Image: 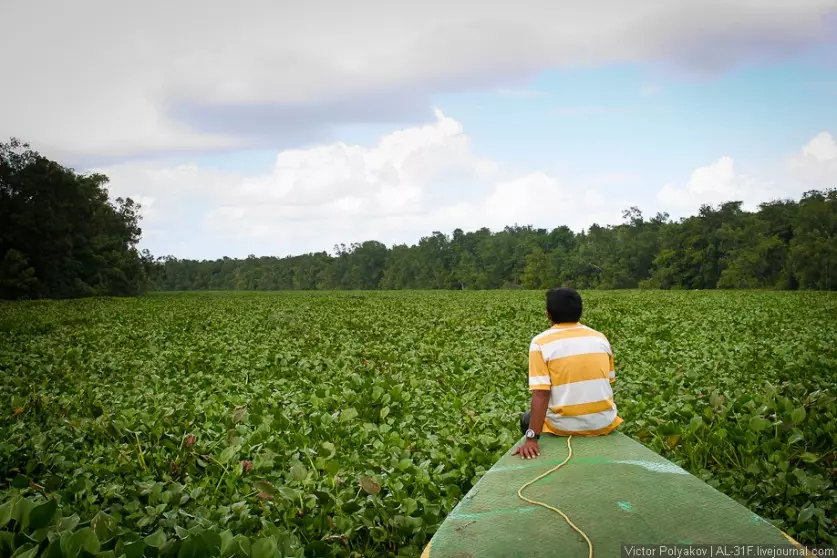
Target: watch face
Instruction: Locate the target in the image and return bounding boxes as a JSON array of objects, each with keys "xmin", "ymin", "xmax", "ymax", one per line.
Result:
[{"xmin": 525, "ymin": 429, "xmax": 535, "ymax": 438}]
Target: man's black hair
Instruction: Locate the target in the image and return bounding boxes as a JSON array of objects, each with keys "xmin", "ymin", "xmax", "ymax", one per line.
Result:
[{"xmin": 546, "ymin": 288, "xmax": 582, "ymax": 323}]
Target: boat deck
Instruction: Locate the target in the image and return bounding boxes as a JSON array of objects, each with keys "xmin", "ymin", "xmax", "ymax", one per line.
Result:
[{"xmin": 421, "ymin": 432, "xmax": 802, "ymax": 557}]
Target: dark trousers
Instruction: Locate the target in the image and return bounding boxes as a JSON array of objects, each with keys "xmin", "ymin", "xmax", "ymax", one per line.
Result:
[{"xmin": 519, "ymin": 410, "xmax": 531, "ymax": 435}]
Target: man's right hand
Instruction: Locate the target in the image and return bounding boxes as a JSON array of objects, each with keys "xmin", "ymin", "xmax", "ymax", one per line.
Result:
[{"xmin": 512, "ymin": 439, "xmax": 540, "ymax": 459}]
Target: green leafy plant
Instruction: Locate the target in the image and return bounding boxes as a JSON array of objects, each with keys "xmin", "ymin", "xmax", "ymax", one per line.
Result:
[{"xmin": 0, "ymin": 290, "xmax": 834, "ymax": 556}]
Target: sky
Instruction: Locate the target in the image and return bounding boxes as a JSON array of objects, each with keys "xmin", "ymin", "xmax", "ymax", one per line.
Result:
[{"xmin": 2, "ymin": 1, "xmax": 836, "ymax": 260}]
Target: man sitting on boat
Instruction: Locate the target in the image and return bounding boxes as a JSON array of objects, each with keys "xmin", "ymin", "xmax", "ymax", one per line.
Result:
[{"xmin": 513, "ymin": 288, "xmax": 623, "ymax": 459}]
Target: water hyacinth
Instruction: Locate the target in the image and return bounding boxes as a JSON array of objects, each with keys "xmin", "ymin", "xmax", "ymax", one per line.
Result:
[{"xmin": 0, "ymin": 290, "xmax": 834, "ymax": 556}]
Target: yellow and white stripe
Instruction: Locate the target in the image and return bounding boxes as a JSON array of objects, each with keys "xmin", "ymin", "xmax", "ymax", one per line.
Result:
[{"xmin": 529, "ymin": 323, "xmax": 622, "ymax": 436}]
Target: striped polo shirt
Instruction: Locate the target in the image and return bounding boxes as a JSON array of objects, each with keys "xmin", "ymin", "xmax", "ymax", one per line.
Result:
[{"xmin": 528, "ymin": 322, "xmax": 623, "ymax": 436}]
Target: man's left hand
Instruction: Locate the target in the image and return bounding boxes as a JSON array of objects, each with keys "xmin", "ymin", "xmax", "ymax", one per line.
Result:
[{"xmin": 512, "ymin": 439, "xmax": 540, "ymax": 459}]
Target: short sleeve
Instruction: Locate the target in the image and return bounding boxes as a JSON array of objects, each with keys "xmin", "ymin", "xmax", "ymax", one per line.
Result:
[{"xmin": 528, "ymin": 341, "xmax": 551, "ymax": 391}]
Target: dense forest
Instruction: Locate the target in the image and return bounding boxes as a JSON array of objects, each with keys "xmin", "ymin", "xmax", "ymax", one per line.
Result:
[
  {"xmin": 0, "ymin": 139, "xmax": 152, "ymax": 299},
  {"xmin": 1, "ymin": 137, "xmax": 835, "ymax": 299},
  {"xmin": 151, "ymin": 190, "xmax": 837, "ymax": 292}
]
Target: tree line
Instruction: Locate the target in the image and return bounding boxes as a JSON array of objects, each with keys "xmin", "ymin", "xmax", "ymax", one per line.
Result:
[
  {"xmin": 150, "ymin": 190, "xmax": 836, "ymax": 292},
  {"xmin": 1, "ymin": 139, "xmax": 152, "ymax": 299},
  {"xmin": 2, "ymin": 137, "xmax": 835, "ymax": 299}
]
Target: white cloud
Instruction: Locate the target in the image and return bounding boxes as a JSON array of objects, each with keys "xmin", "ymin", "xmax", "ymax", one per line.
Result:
[
  {"xmin": 801, "ymin": 132, "xmax": 837, "ymax": 161},
  {"xmin": 481, "ymin": 173, "xmax": 620, "ymax": 229},
  {"xmin": 658, "ymin": 131, "xmax": 836, "ymax": 217},
  {"xmin": 657, "ymin": 156, "xmax": 777, "ymax": 214},
  {"xmin": 199, "ymin": 111, "xmax": 617, "ymax": 248},
  {"xmin": 1, "ymin": 0, "xmax": 834, "ymax": 158},
  {"xmin": 101, "ymin": 114, "xmax": 836, "ymax": 259},
  {"xmin": 97, "ymin": 162, "xmax": 240, "ymax": 245},
  {"xmin": 787, "ymin": 131, "xmax": 837, "ymax": 188},
  {"xmin": 206, "ymin": 110, "xmax": 495, "ymax": 220},
  {"xmin": 100, "ymin": 111, "xmax": 620, "ymax": 258}
]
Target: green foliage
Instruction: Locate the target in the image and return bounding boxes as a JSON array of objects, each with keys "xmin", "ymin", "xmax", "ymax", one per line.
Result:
[
  {"xmin": 147, "ymin": 192, "xmax": 837, "ymax": 293},
  {"xmin": 0, "ymin": 290, "xmax": 835, "ymax": 557},
  {"xmin": 0, "ymin": 138, "xmax": 148, "ymax": 300},
  {"xmin": 520, "ymin": 247, "xmax": 554, "ymax": 289},
  {"xmin": 0, "ymin": 249, "xmax": 39, "ymax": 299}
]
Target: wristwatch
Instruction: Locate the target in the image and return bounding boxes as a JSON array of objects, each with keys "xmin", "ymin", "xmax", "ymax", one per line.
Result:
[{"xmin": 525, "ymin": 429, "xmax": 540, "ymax": 440}]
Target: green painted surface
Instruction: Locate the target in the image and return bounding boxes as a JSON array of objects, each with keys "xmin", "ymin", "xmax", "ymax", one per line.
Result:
[{"xmin": 423, "ymin": 432, "xmax": 797, "ymax": 557}]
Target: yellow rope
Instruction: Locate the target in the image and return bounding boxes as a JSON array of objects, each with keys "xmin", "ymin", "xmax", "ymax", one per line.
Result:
[{"xmin": 516, "ymin": 435, "xmax": 594, "ymax": 558}]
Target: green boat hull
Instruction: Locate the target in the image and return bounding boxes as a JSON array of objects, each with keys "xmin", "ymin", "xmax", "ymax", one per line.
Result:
[{"xmin": 422, "ymin": 431, "xmax": 802, "ymax": 557}]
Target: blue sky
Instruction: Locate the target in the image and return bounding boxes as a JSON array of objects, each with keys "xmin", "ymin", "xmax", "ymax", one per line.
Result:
[
  {"xmin": 455, "ymin": 61, "xmax": 835, "ymax": 168},
  {"xmin": 2, "ymin": 1, "xmax": 836, "ymax": 259},
  {"xmin": 161, "ymin": 57, "xmax": 837, "ymax": 180}
]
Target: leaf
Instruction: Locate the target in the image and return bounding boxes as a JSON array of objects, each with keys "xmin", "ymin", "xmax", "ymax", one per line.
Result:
[
  {"xmin": 199, "ymin": 529, "xmax": 222, "ymax": 555},
  {"xmin": 67, "ymin": 527, "xmax": 101, "ymax": 557},
  {"xmin": 787, "ymin": 431, "xmax": 804, "ymax": 445},
  {"xmin": 121, "ymin": 540, "xmax": 146, "ymax": 558},
  {"xmin": 230, "ymin": 535, "xmax": 250, "ymax": 557},
  {"xmin": 799, "ymin": 452, "xmax": 819, "ymax": 463},
  {"xmin": 44, "ymin": 475, "xmax": 63, "ymax": 492},
  {"xmin": 797, "ymin": 506, "xmax": 814, "ymax": 523},
  {"xmin": 218, "ymin": 530, "xmax": 242, "ymax": 558},
  {"xmin": 380, "ymin": 407, "xmax": 390, "ymax": 420},
  {"xmin": 219, "ymin": 530, "xmax": 235, "ymax": 557},
  {"xmin": 254, "ymin": 480, "xmax": 276, "ymax": 497},
  {"xmin": 217, "ymin": 445, "xmax": 239, "ymax": 465},
  {"xmin": 13, "ymin": 497, "xmax": 34, "ymax": 530},
  {"xmin": 688, "ymin": 416, "xmax": 703, "ymax": 432},
  {"xmin": 44, "ymin": 537, "xmax": 64, "ymax": 558},
  {"xmin": 278, "ymin": 487, "xmax": 300, "ymax": 501},
  {"xmin": 250, "ymin": 536, "xmax": 278, "ymax": 558},
  {"xmin": 313, "ymin": 491, "xmax": 332, "ymax": 506},
  {"xmin": 11, "ymin": 545, "xmax": 38, "ymax": 558},
  {"xmin": 11, "ymin": 476, "xmax": 29, "ymax": 489},
  {"xmin": 748, "ymin": 417, "xmax": 772, "ymax": 432},
  {"xmin": 359, "ymin": 476, "xmax": 380, "ymax": 495},
  {"xmin": 233, "ymin": 406, "xmax": 248, "ymax": 424},
  {"xmin": 178, "ymin": 534, "xmax": 204, "ymax": 558},
  {"xmin": 324, "ymin": 461, "xmax": 339, "ymax": 476},
  {"xmin": 290, "ymin": 464, "xmax": 307, "ymax": 483},
  {"xmin": 0, "ymin": 532, "xmax": 14, "ymax": 555},
  {"xmin": 305, "ymin": 540, "xmax": 331, "ymax": 556},
  {"xmin": 790, "ymin": 407, "xmax": 806, "ymax": 425},
  {"xmin": 321, "ymin": 442, "xmax": 335, "ymax": 456},
  {"xmin": 28, "ymin": 499, "xmax": 58, "ymax": 531},
  {"xmin": 657, "ymin": 423, "xmax": 680, "ymax": 436},
  {"xmin": 340, "ymin": 408, "xmax": 358, "ymax": 422},
  {"xmin": 90, "ymin": 511, "xmax": 115, "ymax": 541},
  {"xmin": 0, "ymin": 499, "xmax": 15, "ymax": 529},
  {"xmin": 144, "ymin": 529, "xmax": 167, "ymax": 549},
  {"xmin": 401, "ymin": 497, "xmax": 418, "ymax": 515}
]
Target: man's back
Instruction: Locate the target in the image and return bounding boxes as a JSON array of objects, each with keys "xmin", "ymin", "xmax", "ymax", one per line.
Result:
[{"xmin": 528, "ymin": 322, "xmax": 622, "ymax": 436}]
